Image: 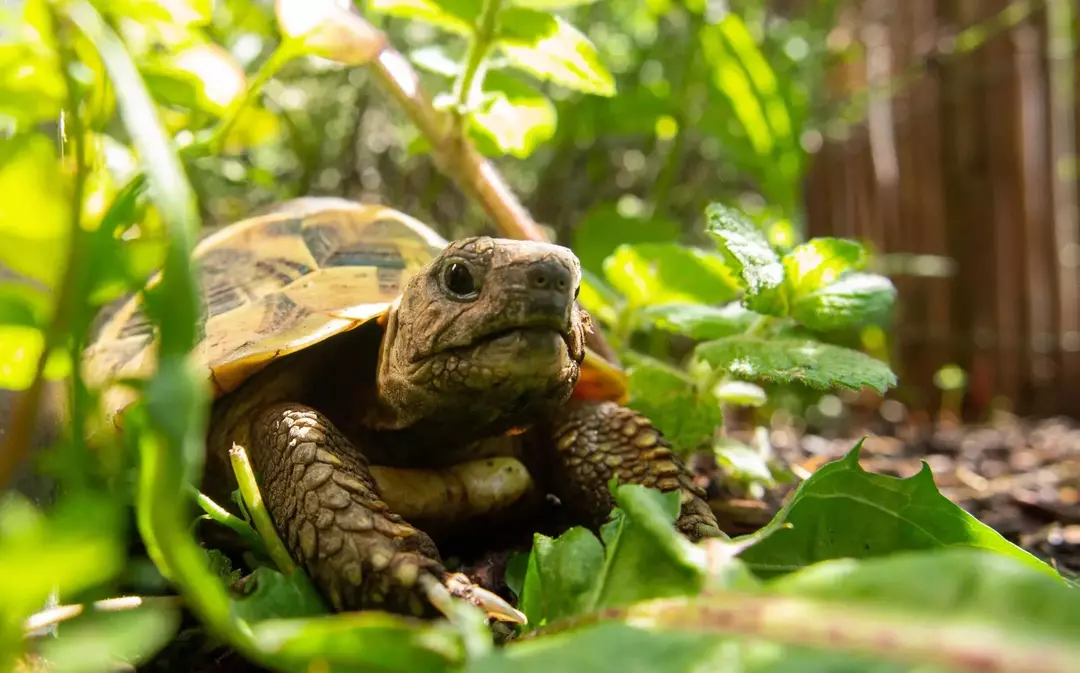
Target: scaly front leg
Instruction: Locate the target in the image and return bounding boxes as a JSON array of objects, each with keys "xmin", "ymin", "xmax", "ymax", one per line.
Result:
[
  {"xmin": 542, "ymin": 399, "xmax": 723, "ymax": 540},
  {"xmin": 229, "ymin": 402, "xmax": 524, "ymax": 621}
]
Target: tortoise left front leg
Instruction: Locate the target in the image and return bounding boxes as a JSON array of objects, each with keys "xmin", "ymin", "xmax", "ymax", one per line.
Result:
[{"xmin": 540, "ymin": 399, "xmax": 723, "ymax": 541}]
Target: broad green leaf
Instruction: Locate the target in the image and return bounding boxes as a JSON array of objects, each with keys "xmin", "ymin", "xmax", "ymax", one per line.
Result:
[
  {"xmin": 792, "ymin": 272, "xmax": 896, "ymax": 333},
  {"xmin": 602, "ymin": 244, "xmax": 739, "ymax": 307},
  {"xmin": 739, "ymin": 441, "xmax": 1061, "ymax": 580},
  {"xmin": 0, "ymin": 43, "xmax": 64, "ymax": 128},
  {"xmin": 782, "ymin": 237, "xmax": 868, "ymax": 298},
  {"xmin": 141, "ymin": 44, "xmax": 246, "ymax": 116},
  {"xmin": 517, "ymin": 527, "xmax": 605, "ymax": 627},
  {"xmin": 712, "ymin": 380, "xmax": 767, "ymax": 407},
  {"xmin": 469, "ymin": 73, "xmax": 556, "ymax": 158},
  {"xmin": 641, "ymin": 302, "xmax": 758, "ymax": 341},
  {"xmin": 35, "ymin": 603, "xmax": 181, "ymax": 673},
  {"xmin": 703, "ymin": 203, "xmax": 784, "ymax": 314},
  {"xmin": 572, "ymin": 204, "xmax": 680, "ymax": 276},
  {"xmin": 231, "ymin": 567, "xmax": 328, "ymax": 622},
  {"xmin": 497, "ymin": 9, "xmax": 615, "ymax": 97},
  {"xmin": 577, "ymin": 268, "xmax": 620, "ymax": 326},
  {"xmin": 626, "ymin": 361, "xmax": 721, "ymax": 452},
  {"xmin": 693, "ymin": 335, "xmax": 897, "ymax": 394},
  {"xmin": 591, "ymin": 486, "xmax": 705, "ymax": 611},
  {"xmin": 98, "ymin": 0, "xmax": 212, "ymax": 27},
  {"xmin": 769, "ymin": 549, "xmax": 1078, "ymax": 644},
  {"xmin": 0, "ymin": 133, "xmax": 72, "ymax": 288},
  {"xmin": 366, "ymin": 0, "xmax": 481, "ymax": 34},
  {"xmin": 251, "ymin": 613, "xmax": 463, "ymax": 673}
]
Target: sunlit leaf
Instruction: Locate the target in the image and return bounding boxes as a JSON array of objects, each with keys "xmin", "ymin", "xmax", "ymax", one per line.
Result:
[
  {"xmin": 703, "ymin": 203, "xmax": 784, "ymax": 315},
  {"xmin": 577, "ymin": 269, "xmax": 620, "ymax": 326},
  {"xmin": 0, "ymin": 282, "xmax": 52, "ymax": 329},
  {"xmin": 0, "ymin": 325, "xmax": 70, "ymax": 390},
  {"xmin": 715, "ymin": 437, "xmax": 774, "ymax": 485},
  {"xmin": 640, "ymin": 302, "xmax": 758, "ymax": 341},
  {"xmin": 497, "ymin": 9, "xmax": 615, "ymax": 96},
  {"xmin": 276, "ymin": 0, "xmax": 386, "ymax": 65},
  {"xmin": 0, "ymin": 6, "xmax": 65, "ymax": 129},
  {"xmin": 693, "ymin": 335, "xmax": 897, "ymax": 394},
  {"xmin": 143, "ymin": 43, "xmax": 246, "ymax": 115},
  {"xmin": 712, "ymin": 380, "xmax": 767, "ymax": 407},
  {"xmin": 222, "ymin": 106, "xmax": 283, "ymax": 152},
  {"xmin": 518, "ymin": 527, "xmax": 605, "ymax": 626},
  {"xmin": 602, "ymin": 243, "xmax": 739, "ymax": 307},
  {"xmin": 469, "ymin": 72, "xmax": 556, "ymax": 158},
  {"xmin": 740, "ymin": 441, "xmax": 1061, "ymax": 581},
  {"xmin": 572, "ymin": 204, "xmax": 680, "ymax": 276},
  {"xmin": 509, "ymin": 0, "xmax": 597, "ymax": 7},
  {"xmin": 0, "ymin": 133, "xmax": 71, "ymax": 288},
  {"xmin": 366, "ymin": 0, "xmax": 481, "ymax": 34},
  {"xmin": 782, "ymin": 238, "xmax": 867, "ymax": 296},
  {"xmin": 793, "ymin": 272, "xmax": 896, "ymax": 333}
]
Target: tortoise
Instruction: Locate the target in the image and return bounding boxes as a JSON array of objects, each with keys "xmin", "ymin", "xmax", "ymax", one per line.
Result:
[{"xmin": 83, "ymin": 196, "xmax": 722, "ymax": 621}]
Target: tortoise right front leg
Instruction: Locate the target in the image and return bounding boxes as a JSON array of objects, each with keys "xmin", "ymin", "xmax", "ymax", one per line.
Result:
[{"xmin": 233, "ymin": 402, "xmax": 521, "ymax": 620}]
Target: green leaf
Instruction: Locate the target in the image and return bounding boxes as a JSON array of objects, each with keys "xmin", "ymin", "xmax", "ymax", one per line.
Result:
[
  {"xmin": 251, "ymin": 613, "xmax": 463, "ymax": 673},
  {"xmin": 232, "ymin": 567, "xmax": 328, "ymax": 622},
  {"xmin": 602, "ymin": 244, "xmax": 739, "ymax": 308},
  {"xmin": 714, "ymin": 438, "xmax": 774, "ymax": 485},
  {"xmin": 468, "ymin": 72, "xmax": 556, "ymax": 158},
  {"xmin": 35, "ymin": 603, "xmax": 181, "ymax": 673},
  {"xmin": 782, "ymin": 238, "xmax": 868, "ymax": 298},
  {"xmin": 497, "ymin": 9, "xmax": 615, "ymax": 97},
  {"xmin": 626, "ymin": 360, "xmax": 721, "ymax": 452},
  {"xmin": 0, "ymin": 282, "xmax": 52, "ymax": 328},
  {"xmin": 792, "ymin": 272, "xmax": 897, "ymax": 333},
  {"xmin": 577, "ymin": 268, "xmax": 620, "ymax": 326},
  {"xmin": 141, "ymin": 44, "xmax": 246, "ymax": 117},
  {"xmin": 693, "ymin": 335, "xmax": 897, "ymax": 394},
  {"xmin": 366, "ymin": 0, "xmax": 481, "ymax": 34},
  {"xmin": 591, "ymin": 486, "xmax": 705, "ymax": 611},
  {"xmin": 641, "ymin": 302, "xmax": 758, "ymax": 341},
  {"xmin": 0, "ymin": 133, "xmax": 72, "ymax": 289},
  {"xmin": 572, "ymin": 204, "xmax": 681, "ymax": 277},
  {"xmin": 769, "ymin": 549, "xmax": 1078, "ymax": 644},
  {"xmin": 517, "ymin": 527, "xmax": 605, "ymax": 627},
  {"xmin": 703, "ymin": 203, "xmax": 784, "ymax": 314},
  {"xmin": 739, "ymin": 441, "xmax": 1061, "ymax": 581}
]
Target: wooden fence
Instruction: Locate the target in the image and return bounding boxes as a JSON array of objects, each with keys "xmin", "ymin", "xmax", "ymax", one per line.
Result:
[{"xmin": 802, "ymin": 0, "xmax": 1080, "ymax": 419}]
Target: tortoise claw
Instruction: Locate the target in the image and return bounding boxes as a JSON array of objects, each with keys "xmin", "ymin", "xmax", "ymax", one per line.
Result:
[{"xmin": 422, "ymin": 572, "xmax": 527, "ymax": 625}]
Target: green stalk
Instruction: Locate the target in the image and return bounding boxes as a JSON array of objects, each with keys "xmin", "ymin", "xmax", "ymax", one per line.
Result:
[
  {"xmin": 451, "ymin": 0, "xmax": 502, "ymax": 113},
  {"xmin": 229, "ymin": 444, "xmax": 296, "ymax": 575},
  {"xmin": 188, "ymin": 485, "xmax": 264, "ymax": 553}
]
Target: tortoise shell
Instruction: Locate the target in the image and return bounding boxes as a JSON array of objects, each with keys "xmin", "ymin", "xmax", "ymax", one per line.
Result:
[{"xmin": 83, "ymin": 197, "xmax": 626, "ymax": 418}]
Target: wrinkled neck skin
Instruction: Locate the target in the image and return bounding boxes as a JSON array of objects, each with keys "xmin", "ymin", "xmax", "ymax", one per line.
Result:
[{"xmin": 359, "ymin": 303, "xmax": 582, "ymax": 453}]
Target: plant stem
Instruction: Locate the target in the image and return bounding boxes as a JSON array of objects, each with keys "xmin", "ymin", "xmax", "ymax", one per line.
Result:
[
  {"xmin": 25, "ymin": 595, "xmax": 183, "ymax": 635},
  {"xmin": 451, "ymin": 0, "xmax": 502, "ymax": 113},
  {"xmin": 229, "ymin": 443, "xmax": 296, "ymax": 575},
  {"xmin": 205, "ymin": 41, "xmax": 299, "ymax": 155},
  {"xmin": 188, "ymin": 484, "xmax": 264, "ymax": 552},
  {"xmin": 0, "ymin": 6, "xmax": 90, "ymax": 490}
]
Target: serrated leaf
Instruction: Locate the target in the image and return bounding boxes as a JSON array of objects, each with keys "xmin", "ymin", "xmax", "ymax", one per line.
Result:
[
  {"xmin": 602, "ymin": 244, "xmax": 739, "ymax": 308},
  {"xmin": 0, "ymin": 133, "xmax": 72, "ymax": 289},
  {"xmin": 740, "ymin": 441, "xmax": 1060, "ymax": 581},
  {"xmin": 641, "ymin": 302, "xmax": 758, "ymax": 341},
  {"xmin": 469, "ymin": 73, "xmax": 555, "ymax": 158},
  {"xmin": 693, "ymin": 335, "xmax": 897, "ymax": 394},
  {"xmin": 366, "ymin": 0, "xmax": 480, "ymax": 34},
  {"xmin": 231, "ymin": 567, "xmax": 327, "ymax": 623},
  {"xmin": 783, "ymin": 237, "xmax": 868, "ymax": 297},
  {"xmin": 572, "ymin": 204, "xmax": 680, "ymax": 276},
  {"xmin": 496, "ymin": 9, "xmax": 615, "ymax": 96},
  {"xmin": 626, "ymin": 360, "xmax": 721, "ymax": 452},
  {"xmin": 704, "ymin": 203, "xmax": 784, "ymax": 314},
  {"xmin": 792, "ymin": 272, "xmax": 896, "ymax": 333},
  {"xmin": 251, "ymin": 612, "xmax": 463, "ymax": 673}
]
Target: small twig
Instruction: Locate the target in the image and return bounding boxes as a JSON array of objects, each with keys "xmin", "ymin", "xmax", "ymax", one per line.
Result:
[
  {"xmin": 228, "ymin": 443, "xmax": 296, "ymax": 574},
  {"xmin": 451, "ymin": 0, "xmax": 502, "ymax": 114},
  {"xmin": 24, "ymin": 595, "xmax": 183, "ymax": 636},
  {"xmin": 187, "ymin": 484, "xmax": 264, "ymax": 552}
]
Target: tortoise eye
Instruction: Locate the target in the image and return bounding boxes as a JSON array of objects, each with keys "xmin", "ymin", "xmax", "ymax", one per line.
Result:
[{"xmin": 443, "ymin": 262, "xmax": 477, "ymax": 298}]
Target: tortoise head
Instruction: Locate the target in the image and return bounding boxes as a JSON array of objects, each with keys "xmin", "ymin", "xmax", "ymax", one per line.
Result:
[{"xmin": 373, "ymin": 236, "xmax": 588, "ymax": 433}]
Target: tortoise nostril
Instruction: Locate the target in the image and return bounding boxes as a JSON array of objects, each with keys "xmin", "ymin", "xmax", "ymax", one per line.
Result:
[{"xmin": 526, "ymin": 260, "xmax": 573, "ymax": 296}]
